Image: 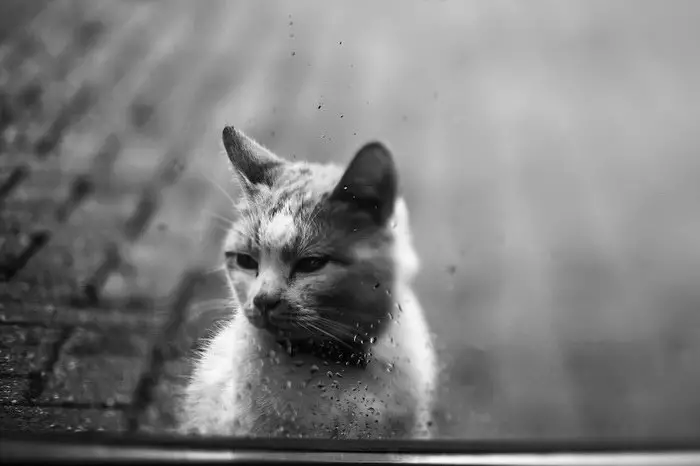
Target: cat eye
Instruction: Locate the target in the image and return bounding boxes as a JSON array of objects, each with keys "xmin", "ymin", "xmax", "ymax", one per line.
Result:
[
  {"xmin": 294, "ymin": 256, "xmax": 330, "ymax": 274},
  {"xmin": 226, "ymin": 252, "xmax": 258, "ymax": 271}
]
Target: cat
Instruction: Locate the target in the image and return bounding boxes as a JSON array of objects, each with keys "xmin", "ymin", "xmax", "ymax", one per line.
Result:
[{"xmin": 179, "ymin": 126, "xmax": 437, "ymax": 439}]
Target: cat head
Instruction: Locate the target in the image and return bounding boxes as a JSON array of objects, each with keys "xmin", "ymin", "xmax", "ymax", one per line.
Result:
[{"xmin": 221, "ymin": 126, "xmax": 418, "ymax": 350}]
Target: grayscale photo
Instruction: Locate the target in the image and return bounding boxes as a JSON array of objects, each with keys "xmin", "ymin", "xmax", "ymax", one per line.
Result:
[{"xmin": 1, "ymin": 1, "xmax": 699, "ymax": 464}]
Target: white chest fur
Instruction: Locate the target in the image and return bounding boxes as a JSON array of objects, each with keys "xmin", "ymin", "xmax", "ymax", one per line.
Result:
[{"xmin": 180, "ymin": 286, "xmax": 436, "ymax": 439}]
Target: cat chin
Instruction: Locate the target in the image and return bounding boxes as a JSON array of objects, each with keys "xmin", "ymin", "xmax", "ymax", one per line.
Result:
[{"xmin": 244, "ymin": 316, "xmax": 314, "ymax": 340}]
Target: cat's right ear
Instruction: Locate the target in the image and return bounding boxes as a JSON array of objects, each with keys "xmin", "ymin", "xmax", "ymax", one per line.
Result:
[{"xmin": 222, "ymin": 126, "xmax": 283, "ymax": 195}]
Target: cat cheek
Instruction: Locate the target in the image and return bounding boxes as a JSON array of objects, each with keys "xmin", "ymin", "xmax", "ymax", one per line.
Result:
[{"xmin": 289, "ymin": 278, "xmax": 326, "ymax": 304}]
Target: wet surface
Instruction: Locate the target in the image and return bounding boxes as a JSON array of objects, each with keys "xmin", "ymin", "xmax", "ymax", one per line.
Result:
[{"xmin": 1, "ymin": 0, "xmax": 700, "ymax": 439}]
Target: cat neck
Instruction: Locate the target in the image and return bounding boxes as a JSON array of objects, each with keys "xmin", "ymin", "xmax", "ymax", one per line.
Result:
[{"xmin": 273, "ymin": 337, "xmax": 371, "ymax": 368}]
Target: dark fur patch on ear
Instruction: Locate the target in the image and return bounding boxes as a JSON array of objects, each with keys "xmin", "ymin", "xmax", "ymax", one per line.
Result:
[
  {"xmin": 330, "ymin": 142, "xmax": 397, "ymax": 225},
  {"xmin": 222, "ymin": 126, "xmax": 283, "ymax": 189}
]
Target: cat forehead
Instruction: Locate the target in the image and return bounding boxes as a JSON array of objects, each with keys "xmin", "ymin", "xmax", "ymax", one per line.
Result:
[
  {"xmin": 259, "ymin": 212, "xmax": 298, "ymax": 249},
  {"xmin": 230, "ymin": 162, "xmax": 343, "ymax": 250}
]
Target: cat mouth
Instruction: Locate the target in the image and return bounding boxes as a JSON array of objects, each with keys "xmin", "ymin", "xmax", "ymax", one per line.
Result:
[{"xmin": 244, "ymin": 306, "xmax": 310, "ymax": 337}]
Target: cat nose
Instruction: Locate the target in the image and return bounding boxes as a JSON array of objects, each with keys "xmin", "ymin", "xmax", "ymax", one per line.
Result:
[{"xmin": 253, "ymin": 294, "xmax": 281, "ymax": 313}]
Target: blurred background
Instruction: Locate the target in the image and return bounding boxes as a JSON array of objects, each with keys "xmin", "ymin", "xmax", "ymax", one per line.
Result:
[{"xmin": 1, "ymin": 0, "xmax": 700, "ymax": 439}]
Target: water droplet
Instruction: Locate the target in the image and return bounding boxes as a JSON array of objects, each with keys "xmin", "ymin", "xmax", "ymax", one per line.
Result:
[
  {"xmin": 369, "ymin": 337, "xmax": 377, "ymax": 344},
  {"xmin": 387, "ymin": 311, "xmax": 394, "ymax": 320},
  {"xmin": 385, "ymin": 362, "xmax": 395, "ymax": 373},
  {"xmin": 335, "ymin": 372, "xmax": 343, "ymax": 378},
  {"xmin": 326, "ymin": 370, "xmax": 334, "ymax": 378},
  {"xmin": 396, "ymin": 303, "xmax": 403, "ymax": 312},
  {"xmin": 373, "ymin": 282, "xmax": 381, "ymax": 290},
  {"xmin": 310, "ymin": 364, "xmax": 319, "ymax": 374}
]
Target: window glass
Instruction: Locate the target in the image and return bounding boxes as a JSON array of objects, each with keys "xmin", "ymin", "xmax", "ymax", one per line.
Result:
[{"xmin": 1, "ymin": 0, "xmax": 699, "ymax": 441}]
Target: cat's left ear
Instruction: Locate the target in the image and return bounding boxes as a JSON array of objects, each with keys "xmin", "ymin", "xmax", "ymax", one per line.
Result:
[
  {"xmin": 222, "ymin": 126, "xmax": 283, "ymax": 194},
  {"xmin": 329, "ymin": 141, "xmax": 398, "ymax": 225}
]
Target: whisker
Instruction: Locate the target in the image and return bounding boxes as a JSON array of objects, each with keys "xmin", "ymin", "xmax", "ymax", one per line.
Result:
[
  {"xmin": 315, "ymin": 319, "xmax": 357, "ymax": 339},
  {"xmin": 315, "ymin": 316, "xmax": 353, "ymax": 330},
  {"xmin": 306, "ymin": 322, "xmax": 353, "ymax": 349},
  {"xmin": 203, "ymin": 209, "xmax": 236, "ymax": 227},
  {"xmin": 316, "ymin": 307, "xmax": 383, "ymax": 322},
  {"xmin": 307, "ymin": 204, "xmax": 323, "ymax": 228},
  {"xmin": 190, "ymin": 298, "xmax": 236, "ymax": 310},
  {"xmin": 194, "ymin": 166, "xmax": 238, "ymax": 207},
  {"xmin": 188, "ymin": 304, "xmax": 236, "ymax": 318}
]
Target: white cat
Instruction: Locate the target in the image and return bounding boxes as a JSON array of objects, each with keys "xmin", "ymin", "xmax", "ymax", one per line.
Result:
[{"xmin": 180, "ymin": 126, "xmax": 437, "ymax": 439}]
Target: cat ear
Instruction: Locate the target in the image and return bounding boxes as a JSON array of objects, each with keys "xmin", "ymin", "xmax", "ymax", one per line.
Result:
[
  {"xmin": 222, "ymin": 126, "xmax": 283, "ymax": 193},
  {"xmin": 330, "ymin": 141, "xmax": 398, "ymax": 225}
]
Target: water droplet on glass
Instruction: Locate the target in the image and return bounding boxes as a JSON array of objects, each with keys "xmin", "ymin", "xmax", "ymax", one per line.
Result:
[
  {"xmin": 326, "ymin": 370, "xmax": 334, "ymax": 378},
  {"xmin": 385, "ymin": 362, "xmax": 394, "ymax": 373},
  {"xmin": 310, "ymin": 364, "xmax": 319, "ymax": 374},
  {"xmin": 369, "ymin": 337, "xmax": 377, "ymax": 344}
]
